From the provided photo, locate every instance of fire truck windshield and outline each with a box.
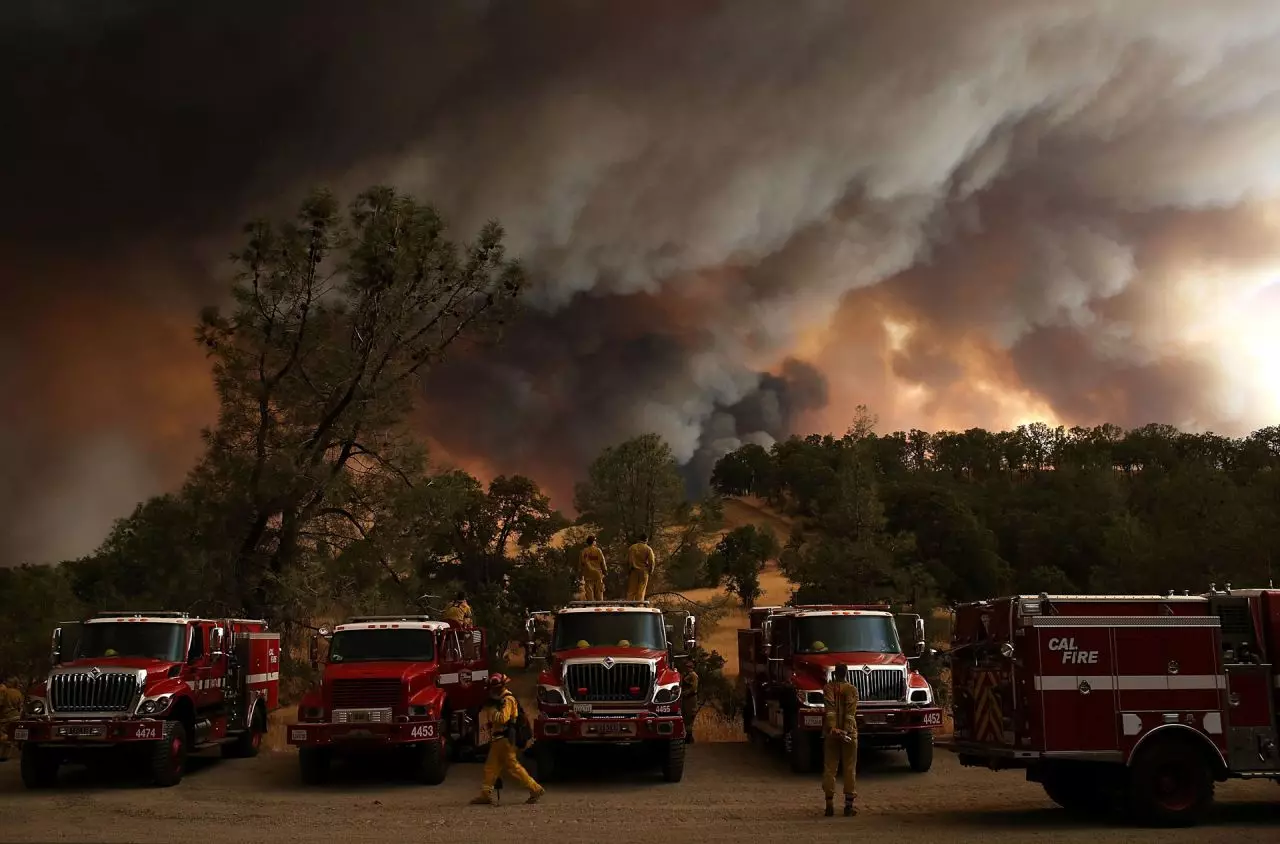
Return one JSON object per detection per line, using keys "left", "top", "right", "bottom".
{"left": 795, "top": 615, "right": 901, "bottom": 654}
{"left": 553, "top": 612, "right": 665, "bottom": 651}
{"left": 328, "top": 629, "right": 435, "bottom": 662}
{"left": 75, "top": 623, "right": 186, "bottom": 661}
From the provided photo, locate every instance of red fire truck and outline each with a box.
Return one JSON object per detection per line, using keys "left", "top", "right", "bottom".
{"left": 524, "top": 600, "right": 696, "bottom": 782}
{"left": 943, "top": 587, "right": 1280, "bottom": 826}
{"left": 739, "top": 604, "right": 942, "bottom": 773}
{"left": 287, "top": 614, "right": 494, "bottom": 784}
{"left": 8, "top": 611, "right": 279, "bottom": 789}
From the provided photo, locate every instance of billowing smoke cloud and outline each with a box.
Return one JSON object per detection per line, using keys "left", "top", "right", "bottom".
{"left": 4, "top": 0, "right": 1280, "bottom": 564}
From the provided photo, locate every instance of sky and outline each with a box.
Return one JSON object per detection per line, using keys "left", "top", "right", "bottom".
{"left": 3, "top": 0, "right": 1280, "bottom": 566}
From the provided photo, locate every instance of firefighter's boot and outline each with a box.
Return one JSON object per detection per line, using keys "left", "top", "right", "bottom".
{"left": 526, "top": 786, "right": 545, "bottom": 804}
{"left": 824, "top": 797, "right": 834, "bottom": 817}
{"left": 470, "top": 792, "right": 495, "bottom": 806}
{"left": 844, "top": 796, "right": 857, "bottom": 816}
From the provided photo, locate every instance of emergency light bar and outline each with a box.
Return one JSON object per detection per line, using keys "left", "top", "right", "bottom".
{"left": 92, "top": 610, "right": 189, "bottom": 618}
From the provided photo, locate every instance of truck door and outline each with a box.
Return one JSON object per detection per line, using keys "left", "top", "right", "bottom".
{"left": 183, "top": 623, "right": 214, "bottom": 713}
{"left": 1213, "top": 596, "right": 1280, "bottom": 773}
{"left": 1033, "top": 620, "right": 1117, "bottom": 753}
{"left": 663, "top": 610, "right": 692, "bottom": 656}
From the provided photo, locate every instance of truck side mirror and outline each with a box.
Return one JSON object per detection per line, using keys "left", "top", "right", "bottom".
{"left": 683, "top": 615, "right": 697, "bottom": 641}
{"left": 914, "top": 617, "right": 926, "bottom": 656}
{"left": 309, "top": 636, "right": 320, "bottom": 669}
{"left": 210, "top": 627, "right": 226, "bottom": 658}
{"left": 51, "top": 626, "right": 63, "bottom": 666}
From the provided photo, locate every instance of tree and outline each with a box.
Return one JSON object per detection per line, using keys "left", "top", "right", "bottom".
{"left": 195, "top": 186, "right": 524, "bottom": 618}
{"left": 708, "top": 525, "right": 779, "bottom": 610}
{"left": 0, "top": 565, "right": 83, "bottom": 693}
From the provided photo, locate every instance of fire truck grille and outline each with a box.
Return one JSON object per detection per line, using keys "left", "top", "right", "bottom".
{"left": 50, "top": 671, "right": 140, "bottom": 713}
{"left": 850, "top": 668, "right": 906, "bottom": 702}
{"left": 329, "top": 679, "right": 401, "bottom": 709}
{"left": 565, "top": 662, "right": 655, "bottom": 703}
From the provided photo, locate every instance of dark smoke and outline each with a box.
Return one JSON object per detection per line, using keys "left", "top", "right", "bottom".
{"left": 4, "top": 0, "right": 1280, "bottom": 565}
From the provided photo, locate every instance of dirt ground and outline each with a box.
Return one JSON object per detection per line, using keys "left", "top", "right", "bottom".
{"left": 0, "top": 743, "right": 1274, "bottom": 844}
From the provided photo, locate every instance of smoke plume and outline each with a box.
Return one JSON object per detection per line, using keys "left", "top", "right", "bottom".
{"left": 4, "top": 0, "right": 1280, "bottom": 564}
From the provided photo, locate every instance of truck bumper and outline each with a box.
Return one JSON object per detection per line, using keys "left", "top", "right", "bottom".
{"left": 535, "top": 712, "right": 685, "bottom": 743}
{"left": 286, "top": 720, "right": 443, "bottom": 748}
{"left": 937, "top": 738, "right": 1042, "bottom": 769}
{"left": 10, "top": 718, "right": 171, "bottom": 745}
{"left": 794, "top": 706, "right": 943, "bottom": 736}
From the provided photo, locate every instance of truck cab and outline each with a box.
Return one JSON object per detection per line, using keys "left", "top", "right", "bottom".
{"left": 287, "top": 614, "right": 491, "bottom": 785}
{"left": 524, "top": 600, "right": 695, "bottom": 783}
{"left": 10, "top": 611, "right": 278, "bottom": 789}
{"left": 739, "top": 604, "right": 942, "bottom": 773}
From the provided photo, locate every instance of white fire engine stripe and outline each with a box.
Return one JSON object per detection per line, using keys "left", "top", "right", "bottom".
{"left": 246, "top": 672, "right": 279, "bottom": 684}
{"left": 1034, "top": 675, "right": 1225, "bottom": 691}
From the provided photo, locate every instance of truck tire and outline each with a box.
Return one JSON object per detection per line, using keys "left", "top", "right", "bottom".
{"left": 20, "top": 744, "right": 60, "bottom": 789}
{"left": 414, "top": 741, "right": 448, "bottom": 785}
{"left": 787, "top": 726, "right": 819, "bottom": 774}
{"left": 150, "top": 721, "right": 188, "bottom": 787}
{"left": 222, "top": 707, "right": 266, "bottom": 759}
{"left": 661, "top": 737, "right": 686, "bottom": 783}
{"left": 905, "top": 730, "right": 934, "bottom": 773}
{"left": 534, "top": 741, "right": 559, "bottom": 782}
{"left": 298, "top": 746, "right": 332, "bottom": 785}
{"left": 1126, "top": 735, "right": 1215, "bottom": 827}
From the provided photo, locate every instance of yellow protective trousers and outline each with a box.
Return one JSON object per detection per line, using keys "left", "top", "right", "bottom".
{"left": 479, "top": 738, "right": 541, "bottom": 798}
{"left": 625, "top": 571, "right": 649, "bottom": 601}
{"left": 583, "top": 575, "right": 605, "bottom": 601}
{"left": 821, "top": 733, "right": 857, "bottom": 798}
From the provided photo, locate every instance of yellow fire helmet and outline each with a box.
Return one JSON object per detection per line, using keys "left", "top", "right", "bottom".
{"left": 576, "top": 639, "right": 590, "bottom": 649}
{"left": 104, "top": 648, "right": 119, "bottom": 657}
{"left": 617, "top": 639, "right": 631, "bottom": 647}
{"left": 811, "top": 641, "right": 827, "bottom": 652}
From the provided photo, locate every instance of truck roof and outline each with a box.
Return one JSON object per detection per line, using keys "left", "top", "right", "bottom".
{"left": 334, "top": 620, "right": 451, "bottom": 632}
{"left": 85, "top": 614, "right": 268, "bottom": 625}
{"left": 756, "top": 606, "right": 892, "bottom": 618}
{"left": 558, "top": 605, "right": 663, "bottom": 615}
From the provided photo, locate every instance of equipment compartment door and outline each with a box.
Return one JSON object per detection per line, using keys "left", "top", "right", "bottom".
{"left": 1034, "top": 623, "right": 1117, "bottom": 753}
{"left": 1224, "top": 663, "right": 1280, "bottom": 773}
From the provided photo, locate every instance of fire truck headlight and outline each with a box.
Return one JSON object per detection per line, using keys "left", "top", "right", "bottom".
{"left": 26, "top": 699, "right": 45, "bottom": 716}
{"left": 653, "top": 685, "right": 681, "bottom": 705}
{"left": 537, "top": 686, "right": 567, "bottom": 706}
{"left": 301, "top": 706, "right": 324, "bottom": 721}
{"left": 797, "top": 690, "right": 824, "bottom": 707}
{"left": 999, "top": 642, "right": 1016, "bottom": 659}
{"left": 409, "top": 705, "right": 431, "bottom": 717}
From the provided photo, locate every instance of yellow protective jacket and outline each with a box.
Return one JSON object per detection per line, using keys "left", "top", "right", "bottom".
{"left": 579, "top": 546, "right": 606, "bottom": 578}
{"left": 442, "top": 600, "right": 473, "bottom": 625}
{"left": 484, "top": 690, "right": 519, "bottom": 741}
{"left": 680, "top": 669, "right": 699, "bottom": 696}
{"left": 0, "top": 685, "right": 23, "bottom": 720}
{"left": 627, "top": 542, "right": 656, "bottom": 575}
{"left": 823, "top": 680, "right": 859, "bottom": 736}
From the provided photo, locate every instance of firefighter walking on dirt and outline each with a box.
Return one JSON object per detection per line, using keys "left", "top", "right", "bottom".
{"left": 625, "top": 534, "right": 656, "bottom": 601}
{"left": 471, "top": 674, "right": 544, "bottom": 806}
{"left": 579, "top": 536, "right": 607, "bottom": 601}
{"left": 822, "top": 664, "right": 860, "bottom": 817}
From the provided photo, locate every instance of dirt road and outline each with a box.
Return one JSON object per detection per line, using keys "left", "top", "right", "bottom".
{"left": 0, "top": 744, "right": 1274, "bottom": 843}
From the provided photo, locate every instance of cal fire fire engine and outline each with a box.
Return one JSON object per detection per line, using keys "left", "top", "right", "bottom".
{"left": 8, "top": 611, "right": 280, "bottom": 789}
{"left": 944, "top": 587, "right": 1280, "bottom": 826}
{"left": 287, "top": 614, "right": 494, "bottom": 784}
{"left": 739, "top": 604, "right": 942, "bottom": 772}
{"left": 524, "top": 600, "right": 696, "bottom": 782}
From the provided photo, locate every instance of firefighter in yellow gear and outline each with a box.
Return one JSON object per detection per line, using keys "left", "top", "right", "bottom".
{"left": 822, "top": 664, "right": 859, "bottom": 816}
{"left": 471, "top": 673, "right": 544, "bottom": 806}
{"left": 677, "top": 657, "right": 699, "bottom": 743}
{"left": 579, "top": 535, "right": 607, "bottom": 601}
{"left": 0, "top": 682, "right": 24, "bottom": 762}
{"left": 625, "top": 534, "right": 656, "bottom": 601}
{"left": 442, "top": 592, "right": 473, "bottom": 626}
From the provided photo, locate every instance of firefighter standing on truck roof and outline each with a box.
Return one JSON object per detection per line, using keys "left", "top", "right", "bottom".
{"left": 625, "top": 534, "right": 656, "bottom": 601}
{"left": 579, "top": 535, "right": 607, "bottom": 601}
{"left": 443, "top": 591, "right": 473, "bottom": 626}
{"left": 0, "top": 681, "right": 23, "bottom": 763}
{"left": 822, "top": 664, "right": 859, "bottom": 817}
{"left": 471, "top": 674, "right": 543, "bottom": 805}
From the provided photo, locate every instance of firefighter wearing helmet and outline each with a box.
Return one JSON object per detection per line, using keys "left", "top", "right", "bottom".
{"left": 442, "top": 591, "right": 473, "bottom": 626}
{"left": 471, "top": 673, "right": 543, "bottom": 805}
{"left": 579, "top": 535, "right": 607, "bottom": 601}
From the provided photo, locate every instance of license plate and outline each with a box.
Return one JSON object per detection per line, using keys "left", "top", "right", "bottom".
{"left": 572, "top": 703, "right": 592, "bottom": 715}
{"left": 593, "top": 722, "right": 634, "bottom": 736}
{"left": 863, "top": 713, "right": 887, "bottom": 725}
{"left": 803, "top": 715, "right": 822, "bottom": 728}
{"left": 57, "top": 725, "right": 105, "bottom": 738}
{"left": 347, "top": 711, "right": 373, "bottom": 723}
{"left": 290, "top": 729, "right": 307, "bottom": 742}
{"left": 13, "top": 728, "right": 29, "bottom": 741}
{"left": 343, "top": 729, "right": 373, "bottom": 739}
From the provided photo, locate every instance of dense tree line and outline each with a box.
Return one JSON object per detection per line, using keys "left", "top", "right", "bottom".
{"left": 711, "top": 409, "right": 1280, "bottom": 612}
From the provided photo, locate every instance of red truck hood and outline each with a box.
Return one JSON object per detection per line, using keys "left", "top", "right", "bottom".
{"left": 792, "top": 652, "right": 905, "bottom": 687}
{"left": 322, "top": 661, "right": 438, "bottom": 683}
{"left": 56, "top": 656, "right": 182, "bottom": 685}
{"left": 553, "top": 646, "right": 666, "bottom": 663}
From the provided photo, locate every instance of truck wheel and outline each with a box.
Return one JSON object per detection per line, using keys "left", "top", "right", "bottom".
{"left": 298, "top": 747, "right": 332, "bottom": 784}
{"left": 414, "top": 741, "right": 449, "bottom": 785}
{"left": 20, "top": 744, "right": 60, "bottom": 789}
{"left": 534, "top": 741, "right": 558, "bottom": 782}
{"left": 1126, "top": 736, "right": 1215, "bottom": 827}
{"left": 787, "top": 726, "right": 819, "bottom": 774}
{"left": 905, "top": 730, "right": 934, "bottom": 773}
{"left": 150, "top": 721, "right": 188, "bottom": 787}
{"left": 222, "top": 708, "right": 266, "bottom": 759}
{"left": 661, "top": 737, "right": 686, "bottom": 783}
